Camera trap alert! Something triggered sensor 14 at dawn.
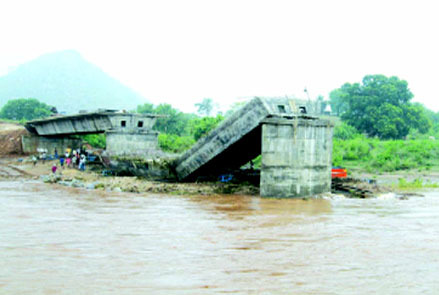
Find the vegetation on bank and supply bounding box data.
[333,137,439,172]
[332,121,439,173]
[136,101,224,153]
[396,178,439,189]
[330,74,439,173]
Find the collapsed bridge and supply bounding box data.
[175,97,334,197]
[23,98,334,198]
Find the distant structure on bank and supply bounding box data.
[23,97,334,198]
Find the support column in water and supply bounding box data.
[260,117,333,198]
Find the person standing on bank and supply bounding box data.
[52,164,57,174]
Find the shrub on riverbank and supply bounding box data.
[333,138,439,172]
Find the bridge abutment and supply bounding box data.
[22,134,83,155]
[260,117,333,198]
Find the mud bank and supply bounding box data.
[1,156,434,199]
[0,157,260,196]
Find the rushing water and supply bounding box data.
[1,180,439,294]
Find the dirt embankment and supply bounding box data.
[0,121,29,156]
[1,156,260,196]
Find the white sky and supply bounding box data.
[1,0,438,113]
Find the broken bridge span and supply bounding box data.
[174,97,334,197]
[23,98,334,198]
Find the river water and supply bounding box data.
[1,180,439,294]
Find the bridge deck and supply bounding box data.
[25,112,158,136]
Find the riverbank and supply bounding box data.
[0,156,260,196]
[2,155,438,198]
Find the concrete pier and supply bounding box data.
[260,117,333,198]
[106,131,159,157]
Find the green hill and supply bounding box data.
[0,50,147,113]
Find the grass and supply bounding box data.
[333,138,439,173]
[392,178,439,190]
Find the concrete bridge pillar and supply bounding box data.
[260,117,333,198]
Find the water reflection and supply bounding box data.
[1,180,439,294]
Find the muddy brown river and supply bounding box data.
[1,180,439,294]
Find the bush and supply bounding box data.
[82,134,106,148]
[334,122,360,140]
[158,134,195,153]
[333,138,439,172]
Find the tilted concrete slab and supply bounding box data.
[174,97,315,181]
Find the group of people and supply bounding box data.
[58,149,87,171]
[33,147,89,174]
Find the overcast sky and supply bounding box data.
[1,0,438,113]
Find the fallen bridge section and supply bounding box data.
[174,97,334,198]
[174,97,271,181]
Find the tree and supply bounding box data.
[136,103,197,136]
[329,88,349,115]
[333,122,360,140]
[0,98,55,121]
[136,103,155,114]
[195,98,214,116]
[332,74,431,139]
[189,115,224,140]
